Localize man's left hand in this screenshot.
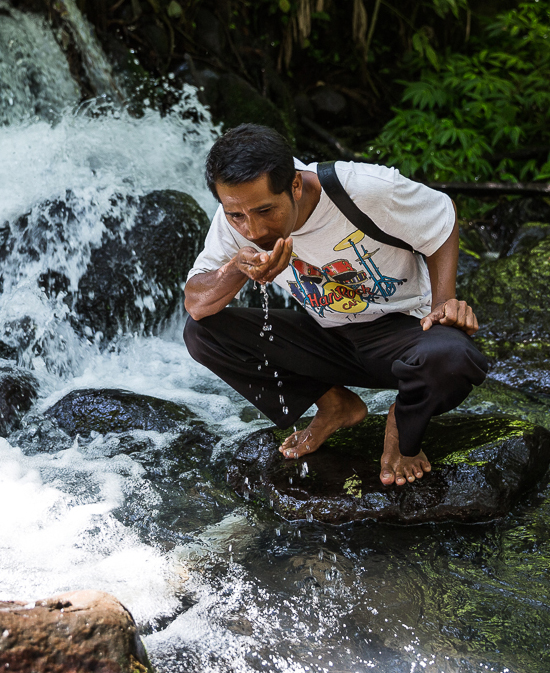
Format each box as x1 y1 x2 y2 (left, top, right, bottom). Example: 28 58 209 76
420 298 479 335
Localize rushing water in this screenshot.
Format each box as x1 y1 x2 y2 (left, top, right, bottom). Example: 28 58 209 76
1 7 550 673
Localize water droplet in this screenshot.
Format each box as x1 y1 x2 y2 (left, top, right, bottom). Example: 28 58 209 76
228 544 232 552
260 331 265 337
269 335 274 341
278 380 283 387
258 364 262 370
289 477 293 484
265 359 269 366
270 499 274 507
244 477 249 485
283 406 289 414
300 462 309 478
306 512 313 522
276 528 281 536
274 371 278 377
279 395 285 405
322 534 327 543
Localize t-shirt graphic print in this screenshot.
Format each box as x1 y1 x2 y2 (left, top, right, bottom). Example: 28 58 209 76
287 230 407 318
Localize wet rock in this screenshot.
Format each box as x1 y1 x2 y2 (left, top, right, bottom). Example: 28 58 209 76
0 360 38 437
45 388 197 437
460 234 550 394
0 589 153 672
74 189 209 340
228 414 550 524
8 189 209 343
460 198 550 257
507 221 550 256
459 378 550 432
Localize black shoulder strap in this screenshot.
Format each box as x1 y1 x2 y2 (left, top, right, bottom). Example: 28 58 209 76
317 161 416 254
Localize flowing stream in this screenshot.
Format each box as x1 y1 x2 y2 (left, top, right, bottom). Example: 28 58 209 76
1 7 549 673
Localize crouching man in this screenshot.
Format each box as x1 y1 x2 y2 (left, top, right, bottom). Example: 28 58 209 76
183 124 487 486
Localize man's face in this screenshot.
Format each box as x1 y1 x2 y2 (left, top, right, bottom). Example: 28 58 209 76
216 172 302 251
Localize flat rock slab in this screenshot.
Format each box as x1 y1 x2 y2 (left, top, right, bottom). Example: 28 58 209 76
0 590 152 672
227 414 550 524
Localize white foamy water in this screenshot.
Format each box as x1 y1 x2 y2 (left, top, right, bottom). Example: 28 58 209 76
0 437 182 625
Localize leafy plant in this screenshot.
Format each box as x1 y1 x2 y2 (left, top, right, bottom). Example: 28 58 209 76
369 2 550 183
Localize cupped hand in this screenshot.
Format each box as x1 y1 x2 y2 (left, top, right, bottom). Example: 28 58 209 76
420 298 479 335
235 237 293 283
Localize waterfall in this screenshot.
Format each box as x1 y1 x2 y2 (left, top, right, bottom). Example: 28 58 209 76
1 5 549 673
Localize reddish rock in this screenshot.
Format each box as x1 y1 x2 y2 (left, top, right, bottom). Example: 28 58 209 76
0 590 152 672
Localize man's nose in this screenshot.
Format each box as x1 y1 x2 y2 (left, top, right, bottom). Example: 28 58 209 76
246 215 270 240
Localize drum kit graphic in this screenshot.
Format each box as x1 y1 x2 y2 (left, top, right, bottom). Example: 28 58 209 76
288 230 406 317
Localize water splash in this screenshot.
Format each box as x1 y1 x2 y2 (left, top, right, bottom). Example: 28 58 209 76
0 87 218 379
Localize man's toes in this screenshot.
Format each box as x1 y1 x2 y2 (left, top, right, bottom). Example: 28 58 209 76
414 467 424 478
422 462 431 473
403 466 415 482
395 472 406 486
380 468 395 485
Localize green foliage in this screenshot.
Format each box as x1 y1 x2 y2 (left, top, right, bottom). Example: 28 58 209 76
370 2 550 183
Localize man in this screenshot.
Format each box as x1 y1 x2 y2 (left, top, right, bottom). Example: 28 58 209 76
184 124 487 486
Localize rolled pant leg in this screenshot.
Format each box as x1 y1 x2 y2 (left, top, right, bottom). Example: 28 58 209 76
183 307 382 429
332 314 488 457
390 324 488 456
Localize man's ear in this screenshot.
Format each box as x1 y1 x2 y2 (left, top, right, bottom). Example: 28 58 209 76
291 171 303 201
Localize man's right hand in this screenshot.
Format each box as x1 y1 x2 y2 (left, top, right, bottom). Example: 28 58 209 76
184 237 293 321
235 237 293 284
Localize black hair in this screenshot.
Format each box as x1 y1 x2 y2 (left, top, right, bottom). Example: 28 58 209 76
205 124 296 202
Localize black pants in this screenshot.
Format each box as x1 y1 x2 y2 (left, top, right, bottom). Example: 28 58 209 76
183 308 488 457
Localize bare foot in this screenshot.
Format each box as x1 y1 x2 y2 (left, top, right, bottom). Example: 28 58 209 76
380 403 431 486
279 386 367 459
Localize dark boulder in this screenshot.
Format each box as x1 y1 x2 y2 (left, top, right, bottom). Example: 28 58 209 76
0 360 38 437
5 189 209 347
460 234 550 394
45 388 197 437
227 414 550 524
73 189 209 340
0 590 153 672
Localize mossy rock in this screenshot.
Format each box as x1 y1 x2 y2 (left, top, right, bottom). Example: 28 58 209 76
227 414 550 524
460 235 550 394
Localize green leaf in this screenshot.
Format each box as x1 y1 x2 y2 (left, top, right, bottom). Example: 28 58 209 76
279 0 291 13
167 0 182 18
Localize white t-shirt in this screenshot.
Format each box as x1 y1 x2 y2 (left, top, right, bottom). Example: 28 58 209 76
188 160 455 327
